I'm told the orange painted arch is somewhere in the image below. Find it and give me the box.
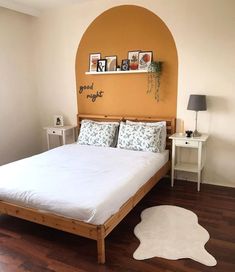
[76,5,178,117]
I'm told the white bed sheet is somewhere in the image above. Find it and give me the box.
[0,144,168,224]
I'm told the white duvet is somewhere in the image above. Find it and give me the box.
[0,144,168,224]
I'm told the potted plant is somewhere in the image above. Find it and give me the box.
[147,61,162,101]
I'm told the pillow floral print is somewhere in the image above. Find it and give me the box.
[78,121,118,147]
[117,122,162,152]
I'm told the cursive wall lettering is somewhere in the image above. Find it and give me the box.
[87,91,104,102]
[79,82,94,94]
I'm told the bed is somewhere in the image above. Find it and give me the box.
[0,114,175,263]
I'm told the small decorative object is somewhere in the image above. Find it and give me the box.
[89,53,101,72]
[97,59,107,72]
[105,56,117,71]
[116,65,121,71]
[54,115,64,127]
[185,130,193,138]
[128,51,140,70]
[138,51,152,70]
[121,59,130,71]
[147,61,162,101]
[187,94,207,137]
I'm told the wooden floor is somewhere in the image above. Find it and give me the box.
[0,178,234,272]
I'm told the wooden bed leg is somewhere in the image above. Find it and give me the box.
[97,226,105,264]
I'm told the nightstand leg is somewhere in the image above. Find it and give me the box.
[197,142,202,191]
[62,132,66,145]
[47,134,50,150]
[171,140,175,187]
[72,128,76,142]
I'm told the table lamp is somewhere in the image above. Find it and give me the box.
[187,94,207,137]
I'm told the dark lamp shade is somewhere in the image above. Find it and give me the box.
[187,95,207,111]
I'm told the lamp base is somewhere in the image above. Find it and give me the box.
[193,130,201,137]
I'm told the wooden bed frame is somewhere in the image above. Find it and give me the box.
[0,114,175,264]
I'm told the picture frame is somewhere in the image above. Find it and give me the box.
[138,51,153,70]
[121,59,130,71]
[97,59,107,72]
[89,53,101,72]
[54,115,64,127]
[105,56,117,71]
[128,50,140,70]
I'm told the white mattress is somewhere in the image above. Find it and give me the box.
[0,144,168,224]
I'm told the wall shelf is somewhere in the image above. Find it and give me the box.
[85,70,148,75]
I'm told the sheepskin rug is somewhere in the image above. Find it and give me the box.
[133,205,217,266]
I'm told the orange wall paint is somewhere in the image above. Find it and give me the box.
[76,5,178,117]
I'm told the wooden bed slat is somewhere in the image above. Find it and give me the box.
[0,201,98,240]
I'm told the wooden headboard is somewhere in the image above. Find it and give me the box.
[77,114,175,150]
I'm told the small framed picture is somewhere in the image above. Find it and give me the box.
[54,115,64,127]
[128,50,140,70]
[121,59,130,71]
[89,53,101,72]
[138,51,153,70]
[97,59,107,72]
[105,56,117,71]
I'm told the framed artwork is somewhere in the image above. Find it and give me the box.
[54,115,64,127]
[89,53,101,72]
[105,56,117,71]
[121,59,130,71]
[128,50,140,70]
[138,51,153,70]
[97,59,107,72]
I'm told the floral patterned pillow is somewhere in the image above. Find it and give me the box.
[117,122,162,152]
[78,121,119,147]
[126,120,166,152]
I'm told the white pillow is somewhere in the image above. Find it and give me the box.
[117,122,162,152]
[126,120,166,152]
[78,120,119,147]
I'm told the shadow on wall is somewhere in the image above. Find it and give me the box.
[200,95,230,135]
[207,95,229,112]
[205,134,235,186]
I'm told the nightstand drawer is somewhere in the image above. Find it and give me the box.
[175,139,199,148]
[47,128,63,136]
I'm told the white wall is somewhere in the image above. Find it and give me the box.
[0,8,40,165]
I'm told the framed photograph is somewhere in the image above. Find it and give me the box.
[97,59,107,72]
[54,115,64,127]
[89,53,101,72]
[121,59,130,71]
[138,51,153,70]
[128,50,140,70]
[105,56,117,71]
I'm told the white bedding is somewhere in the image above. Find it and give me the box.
[0,144,168,224]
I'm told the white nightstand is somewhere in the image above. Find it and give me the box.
[44,125,77,150]
[169,133,209,191]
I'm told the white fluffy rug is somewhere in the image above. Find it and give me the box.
[133,205,217,266]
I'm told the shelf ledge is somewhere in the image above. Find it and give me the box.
[174,163,203,173]
[85,70,148,75]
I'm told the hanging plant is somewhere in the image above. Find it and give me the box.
[147,61,162,102]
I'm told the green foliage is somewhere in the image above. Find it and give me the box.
[147,61,163,102]
[148,61,162,74]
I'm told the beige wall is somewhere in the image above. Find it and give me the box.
[1,0,234,187]
[0,8,40,165]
